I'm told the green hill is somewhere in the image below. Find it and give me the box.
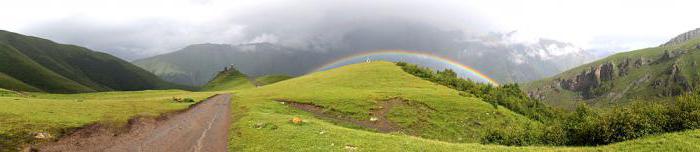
[201,65,255,91]
[0,30,190,93]
[229,61,538,144]
[254,75,293,86]
[525,29,700,109]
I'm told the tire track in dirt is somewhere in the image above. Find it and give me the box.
[38,94,232,152]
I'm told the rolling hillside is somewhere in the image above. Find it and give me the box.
[227,61,700,151]
[525,28,700,109]
[253,75,293,86]
[201,65,255,91]
[229,61,539,144]
[0,30,190,93]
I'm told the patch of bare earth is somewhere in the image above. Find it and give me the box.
[276,98,405,133]
[34,94,232,152]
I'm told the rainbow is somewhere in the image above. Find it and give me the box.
[313,50,500,86]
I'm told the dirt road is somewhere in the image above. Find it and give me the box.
[39,94,232,152]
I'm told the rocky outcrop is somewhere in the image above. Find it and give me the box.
[528,88,546,101]
[669,63,692,91]
[527,84,558,100]
[662,28,700,46]
[557,62,616,99]
[662,50,676,60]
[657,50,686,63]
[651,62,693,96]
[597,62,615,82]
[634,57,648,67]
[618,58,631,76]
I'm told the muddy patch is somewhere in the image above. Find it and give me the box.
[276,99,410,133]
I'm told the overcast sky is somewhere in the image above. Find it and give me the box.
[1,0,698,60]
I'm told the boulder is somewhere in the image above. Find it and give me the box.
[33,132,52,139]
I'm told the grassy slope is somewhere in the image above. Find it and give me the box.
[0,30,190,93]
[202,69,255,91]
[254,75,293,86]
[0,43,95,93]
[0,90,220,149]
[228,61,537,147]
[0,72,41,92]
[524,37,700,109]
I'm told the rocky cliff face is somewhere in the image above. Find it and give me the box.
[662,28,700,46]
[555,62,616,99]
[545,51,694,100]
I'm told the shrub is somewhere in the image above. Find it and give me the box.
[172,97,196,103]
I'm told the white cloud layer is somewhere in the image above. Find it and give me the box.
[1,0,699,60]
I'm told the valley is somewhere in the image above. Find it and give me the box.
[1,2,700,151]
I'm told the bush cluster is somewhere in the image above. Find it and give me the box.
[486,96,700,146]
[397,62,556,122]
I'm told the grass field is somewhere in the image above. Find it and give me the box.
[226,61,700,151]
[227,62,538,147]
[254,75,293,86]
[0,89,221,149]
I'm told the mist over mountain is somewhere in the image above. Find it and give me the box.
[134,21,598,86]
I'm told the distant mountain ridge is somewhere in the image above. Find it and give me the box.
[0,30,189,93]
[134,31,598,86]
[662,28,700,46]
[133,43,328,86]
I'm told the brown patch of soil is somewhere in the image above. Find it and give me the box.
[33,94,232,152]
[277,99,404,132]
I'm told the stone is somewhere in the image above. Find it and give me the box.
[291,117,303,124]
[344,145,358,151]
[369,117,378,122]
[33,132,51,139]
